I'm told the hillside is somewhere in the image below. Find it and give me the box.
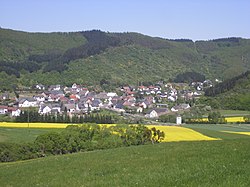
[0,28,86,61]
[1,139,250,186]
[201,71,250,110]
[1,28,250,90]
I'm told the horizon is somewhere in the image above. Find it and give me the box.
[0,27,248,42]
[1,0,250,41]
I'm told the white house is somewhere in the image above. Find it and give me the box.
[0,106,8,114]
[35,84,45,90]
[171,104,191,112]
[0,106,21,116]
[10,108,21,117]
[39,105,52,114]
[34,95,46,102]
[18,98,38,108]
[145,110,158,118]
[107,92,118,97]
[145,108,169,118]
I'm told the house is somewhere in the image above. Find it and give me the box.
[156,103,168,108]
[89,99,102,111]
[79,88,89,97]
[63,103,77,113]
[136,106,143,113]
[107,92,118,97]
[18,98,38,108]
[33,94,46,102]
[168,95,177,102]
[39,105,52,114]
[35,84,45,90]
[0,106,8,114]
[48,94,60,102]
[145,108,169,118]
[0,106,21,116]
[138,101,147,109]
[50,90,64,97]
[123,100,135,107]
[48,85,62,91]
[9,107,21,117]
[113,101,125,112]
[95,92,109,101]
[69,94,79,101]
[59,96,69,103]
[138,86,147,91]
[171,104,191,112]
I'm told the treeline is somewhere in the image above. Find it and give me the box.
[212,37,241,43]
[111,32,171,50]
[169,39,193,42]
[185,111,227,124]
[0,61,40,77]
[28,30,121,73]
[205,71,250,96]
[0,124,165,162]
[15,111,114,124]
[174,71,205,83]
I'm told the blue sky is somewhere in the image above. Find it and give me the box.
[1,0,249,40]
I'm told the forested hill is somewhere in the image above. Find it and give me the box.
[202,71,250,110]
[1,28,250,90]
[205,71,250,97]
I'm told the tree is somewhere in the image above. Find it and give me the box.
[208,111,226,124]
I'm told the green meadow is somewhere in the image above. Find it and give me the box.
[0,124,250,186]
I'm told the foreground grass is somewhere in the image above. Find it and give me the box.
[0,127,63,143]
[0,139,250,187]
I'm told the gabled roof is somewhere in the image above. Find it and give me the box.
[64,103,76,110]
[18,98,36,103]
[91,99,102,107]
[146,108,169,115]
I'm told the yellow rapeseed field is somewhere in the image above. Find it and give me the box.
[225,117,245,123]
[0,122,68,128]
[0,123,219,142]
[222,131,250,136]
[193,116,245,123]
[147,125,220,142]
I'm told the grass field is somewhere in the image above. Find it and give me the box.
[0,139,249,186]
[218,110,250,116]
[0,123,250,186]
[185,124,250,140]
[0,127,63,143]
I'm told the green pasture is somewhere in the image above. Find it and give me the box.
[0,127,62,143]
[218,110,250,116]
[0,139,249,187]
[0,124,250,186]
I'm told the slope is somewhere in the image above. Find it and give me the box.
[1,29,250,89]
[0,28,87,61]
[201,71,250,110]
[0,139,250,186]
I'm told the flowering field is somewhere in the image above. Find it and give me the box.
[222,131,250,136]
[148,125,220,142]
[224,116,245,123]
[192,116,245,123]
[0,122,68,128]
[0,122,219,142]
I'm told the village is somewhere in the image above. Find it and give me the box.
[0,80,213,120]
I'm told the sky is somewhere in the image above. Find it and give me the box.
[1,0,250,41]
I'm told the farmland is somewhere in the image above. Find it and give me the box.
[0,123,250,186]
[0,139,249,186]
[0,123,220,143]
